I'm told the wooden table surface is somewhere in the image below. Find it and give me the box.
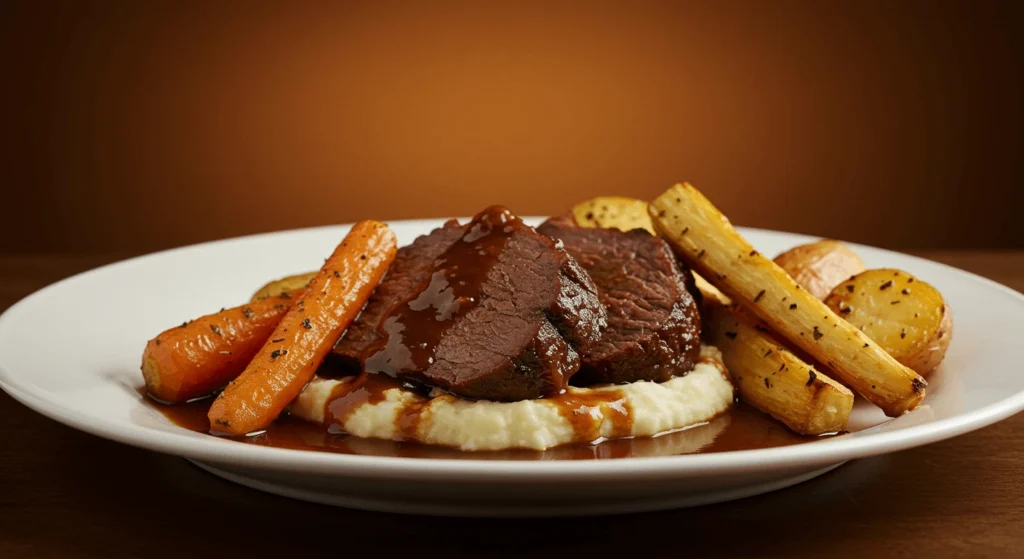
[1,251,1022,558]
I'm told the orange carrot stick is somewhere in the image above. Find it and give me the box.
[141,290,303,403]
[207,221,397,435]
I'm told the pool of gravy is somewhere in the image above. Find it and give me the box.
[152,388,827,460]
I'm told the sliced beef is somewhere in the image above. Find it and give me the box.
[537,215,702,386]
[360,206,607,401]
[330,219,466,369]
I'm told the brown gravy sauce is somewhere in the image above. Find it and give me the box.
[151,391,824,460]
[363,206,523,379]
[324,373,432,440]
[549,389,632,442]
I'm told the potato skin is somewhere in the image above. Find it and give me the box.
[571,196,655,234]
[825,269,952,376]
[251,272,317,302]
[774,240,866,300]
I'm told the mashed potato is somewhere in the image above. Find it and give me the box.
[291,345,733,451]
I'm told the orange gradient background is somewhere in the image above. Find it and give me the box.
[1,1,1021,254]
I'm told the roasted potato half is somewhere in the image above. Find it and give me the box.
[251,272,317,302]
[572,196,655,234]
[774,240,866,300]
[825,269,952,376]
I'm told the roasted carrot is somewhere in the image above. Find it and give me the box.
[207,221,397,435]
[141,290,302,403]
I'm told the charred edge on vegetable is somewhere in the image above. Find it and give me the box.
[806,370,817,386]
[912,378,926,394]
[749,250,759,257]
[179,322,188,328]
[754,289,765,303]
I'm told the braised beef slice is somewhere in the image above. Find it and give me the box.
[537,216,702,385]
[330,220,466,369]
[342,207,607,402]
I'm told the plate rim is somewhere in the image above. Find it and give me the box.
[2,220,1023,482]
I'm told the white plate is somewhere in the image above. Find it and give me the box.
[2,220,1023,517]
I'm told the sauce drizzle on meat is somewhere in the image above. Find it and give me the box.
[363,206,522,378]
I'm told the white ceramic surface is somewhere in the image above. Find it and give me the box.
[1,219,1023,517]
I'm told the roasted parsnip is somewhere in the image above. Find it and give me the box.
[649,183,926,417]
[705,299,853,435]
[825,269,952,376]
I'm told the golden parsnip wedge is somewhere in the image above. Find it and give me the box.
[649,183,926,417]
[774,240,865,300]
[571,196,655,234]
[705,299,853,435]
[251,272,317,302]
[825,269,952,376]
